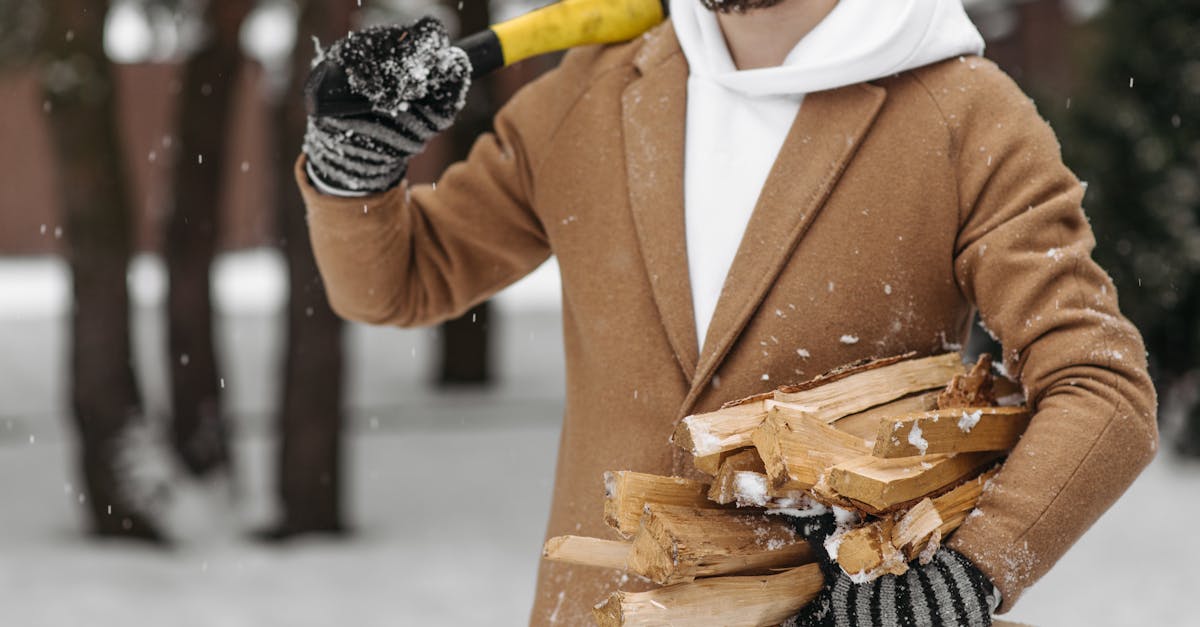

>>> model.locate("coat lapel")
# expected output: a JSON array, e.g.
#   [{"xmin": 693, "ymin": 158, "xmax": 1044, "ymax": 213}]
[
  {"xmin": 623, "ymin": 27, "xmax": 699, "ymax": 380},
  {"xmin": 683, "ymin": 82, "xmax": 888, "ymax": 412}
]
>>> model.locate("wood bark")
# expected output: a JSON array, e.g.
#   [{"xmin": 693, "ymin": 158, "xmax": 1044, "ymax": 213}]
[
  {"xmin": 165, "ymin": 0, "xmax": 253, "ymax": 477},
  {"xmin": 40, "ymin": 0, "xmax": 153, "ymax": 538}
]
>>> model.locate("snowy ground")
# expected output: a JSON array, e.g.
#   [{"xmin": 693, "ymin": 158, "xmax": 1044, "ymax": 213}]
[{"xmin": 1, "ymin": 253, "xmax": 1198, "ymax": 626}]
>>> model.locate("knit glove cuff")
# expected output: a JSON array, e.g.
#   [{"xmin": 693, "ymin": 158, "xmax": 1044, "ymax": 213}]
[{"xmin": 787, "ymin": 547, "xmax": 996, "ymax": 627}]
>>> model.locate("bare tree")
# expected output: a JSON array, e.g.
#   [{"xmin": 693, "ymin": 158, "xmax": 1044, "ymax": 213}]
[
  {"xmin": 436, "ymin": 0, "xmax": 492, "ymax": 386},
  {"xmin": 260, "ymin": 0, "xmax": 355, "ymax": 538},
  {"xmin": 165, "ymin": 0, "xmax": 253, "ymax": 477},
  {"xmin": 39, "ymin": 0, "xmax": 159, "ymax": 540}
]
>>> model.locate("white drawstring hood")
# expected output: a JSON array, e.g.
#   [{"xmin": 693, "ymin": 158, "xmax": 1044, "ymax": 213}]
[{"xmin": 674, "ymin": 0, "xmax": 985, "ymax": 351}]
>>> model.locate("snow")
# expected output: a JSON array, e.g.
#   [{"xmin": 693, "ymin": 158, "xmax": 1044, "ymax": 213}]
[
  {"xmin": 839, "ymin": 334, "xmax": 860, "ymax": 345},
  {"xmin": 958, "ymin": 409, "xmax": 984, "ymax": 433},
  {"xmin": 682, "ymin": 416, "xmax": 724, "ymax": 456},
  {"xmin": 907, "ymin": 422, "xmax": 930, "ymax": 455},
  {"xmin": 732, "ymin": 471, "xmax": 768, "ymax": 507},
  {"xmin": 2, "ymin": 256, "xmax": 1199, "ymax": 626}
]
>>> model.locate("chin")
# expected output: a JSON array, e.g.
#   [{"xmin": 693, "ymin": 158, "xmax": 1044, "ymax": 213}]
[{"xmin": 698, "ymin": 0, "xmax": 787, "ymax": 14}]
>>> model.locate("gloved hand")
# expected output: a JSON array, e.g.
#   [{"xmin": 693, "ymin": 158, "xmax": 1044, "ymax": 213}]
[
  {"xmin": 303, "ymin": 17, "xmax": 471, "ymax": 195},
  {"xmin": 787, "ymin": 513, "xmax": 997, "ymax": 626}
]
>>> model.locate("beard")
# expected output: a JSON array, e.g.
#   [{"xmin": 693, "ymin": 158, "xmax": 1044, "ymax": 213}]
[{"xmin": 698, "ymin": 0, "xmax": 786, "ymax": 13}]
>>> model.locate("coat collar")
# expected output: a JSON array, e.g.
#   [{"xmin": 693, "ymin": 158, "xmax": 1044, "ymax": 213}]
[{"xmin": 624, "ymin": 23, "xmax": 888, "ymax": 412}]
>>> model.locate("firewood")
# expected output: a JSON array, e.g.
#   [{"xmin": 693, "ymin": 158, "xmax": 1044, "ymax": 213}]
[
  {"xmin": 592, "ymin": 563, "xmax": 825, "ymax": 627},
  {"xmin": 542, "ymin": 535, "xmax": 632, "ymax": 570},
  {"xmin": 831, "ymin": 391, "xmax": 941, "ymax": 442},
  {"xmin": 871, "ymin": 406, "xmax": 1031, "ymax": 458},
  {"xmin": 604, "ymin": 472, "xmax": 714, "ymax": 538},
  {"xmin": 673, "ymin": 399, "xmax": 769, "ymax": 458},
  {"xmin": 708, "ymin": 449, "xmax": 768, "ymax": 505},
  {"xmin": 625, "ymin": 504, "xmax": 814, "ymax": 585},
  {"xmin": 753, "ymin": 410, "xmax": 870, "ymax": 492},
  {"xmin": 937, "ymin": 354, "xmax": 996, "ymax": 408},
  {"xmin": 835, "ymin": 517, "xmax": 908, "ymax": 578},
  {"xmin": 772, "ymin": 352, "xmax": 964, "ymax": 423},
  {"xmin": 674, "ymin": 353, "xmax": 963, "ymax": 459},
  {"xmin": 835, "ymin": 468, "xmax": 998, "ymax": 578},
  {"xmin": 895, "ymin": 467, "xmax": 997, "ymax": 557},
  {"xmin": 692, "ymin": 450, "xmax": 729, "ymax": 476},
  {"xmin": 827, "ymin": 451, "xmax": 1002, "ymax": 513}
]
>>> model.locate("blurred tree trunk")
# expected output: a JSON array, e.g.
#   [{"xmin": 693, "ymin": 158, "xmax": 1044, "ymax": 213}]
[
  {"xmin": 263, "ymin": 0, "xmax": 354, "ymax": 537},
  {"xmin": 165, "ymin": 0, "xmax": 252, "ymax": 478},
  {"xmin": 40, "ymin": 0, "xmax": 158, "ymax": 539},
  {"xmin": 437, "ymin": 0, "xmax": 492, "ymax": 386}
]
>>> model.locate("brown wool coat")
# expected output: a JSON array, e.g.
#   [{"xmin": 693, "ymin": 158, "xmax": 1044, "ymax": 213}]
[{"xmin": 297, "ymin": 23, "xmax": 1157, "ymax": 625}]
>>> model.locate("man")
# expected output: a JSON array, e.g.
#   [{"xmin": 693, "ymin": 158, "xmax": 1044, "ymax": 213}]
[{"xmin": 298, "ymin": 0, "xmax": 1158, "ymax": 624}]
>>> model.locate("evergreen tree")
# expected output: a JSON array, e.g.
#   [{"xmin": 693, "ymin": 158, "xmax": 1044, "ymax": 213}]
[{"xmin": 1054, "ymin": 1, "xmax": 1200, "ymax": 454}]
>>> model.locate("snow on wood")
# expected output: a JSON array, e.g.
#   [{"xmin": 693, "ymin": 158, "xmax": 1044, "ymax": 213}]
[
  {"xmin": 591, "ymin": 563, "xmax": 825, "ymax": 627},
  {"xmin": 625, "ymin": 504, "xmax": 814, "ymax": 585},
  {"xmin": 603, "ymin": 471, "xmax": 714, "ymax": 538},
  {"xmin": 827, "ymin": 451, "xmax": 1003, "ymax": 513},
  {"xmin": 870, "ymin": 406, "xmax": 1031, "ymax": 458},
  {"xmin": 707, "ymin": 449, "xmax": 768, "ymax": 505},
  {"xmin": 673, "ymin": 353, "xmax": 962, "ymax": 459},
  {"xmin": 542, "ymin": 535, "xmax": 632, "ymax": 570},
  {"xmin": 672, "ymin": 399, "xmax": 769, "ymax": 458}
]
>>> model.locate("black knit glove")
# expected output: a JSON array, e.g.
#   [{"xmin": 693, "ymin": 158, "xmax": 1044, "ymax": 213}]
[
  {"xmin": 302, "ymin": 17, "xmax": 471, "ymax": 194},
  {"xmin": 788, "ymin": 514, "xmax": 996, "ymax": 626}
]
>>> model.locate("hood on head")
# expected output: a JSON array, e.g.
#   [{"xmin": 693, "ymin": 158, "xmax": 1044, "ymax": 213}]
[{"xmin": 670, "ymin": 0, "xmax": 986, "ymax": 97}]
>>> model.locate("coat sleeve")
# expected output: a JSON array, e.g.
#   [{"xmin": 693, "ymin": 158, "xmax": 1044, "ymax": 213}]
[
  {"xmin": 927, "ymin": 59, "xmax": 1158, "ymax": 613},
  {"xmin": 295, "ymin": 61, "xmax": 578, "ymax": 328}
]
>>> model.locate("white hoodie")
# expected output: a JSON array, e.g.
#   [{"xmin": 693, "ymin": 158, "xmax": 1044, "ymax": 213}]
[{"xmin": 671, "ymin": 0, "xmax": 985, "ymax": 352}]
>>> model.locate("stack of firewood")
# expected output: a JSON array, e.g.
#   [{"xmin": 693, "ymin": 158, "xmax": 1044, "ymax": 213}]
[{"xmin": 543, "ymin": 352, "xmax": 1030, "ymax": 627}]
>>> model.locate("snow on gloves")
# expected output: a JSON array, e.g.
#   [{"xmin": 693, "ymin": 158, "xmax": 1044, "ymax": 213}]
[
  {"xmin": 787, "ymin": 513, "xmax": 997, "ymax": 627},
  {"xmin": 303, "ymin": 17, "xmax": 471, "ymax": 195}
]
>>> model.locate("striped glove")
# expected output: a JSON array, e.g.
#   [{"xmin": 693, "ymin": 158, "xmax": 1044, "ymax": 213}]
[
  {"xmin": 788, "ymin": 513, "xmax": 996, "ymax": 626},
  {"xmin": 302, "ymin": 17, "xmax": 471, "ymax": 195},
  {"xmin": 787, "ymin": 547, "xmax": 996, "ymax": 627}
]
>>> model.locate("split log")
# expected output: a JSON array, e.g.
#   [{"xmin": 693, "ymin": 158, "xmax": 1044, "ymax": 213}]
[
  {"xmin": 673, "ymin": 400, "xmax": 769, "ymax": 458},
  {"xmin": 772, "ymin": 352, "xmax": 964, "ymax": 423},
  {"xmin": 835, "ymin": 517, "xmax": 908, "ymax": 578},
  {"xmin": 626, "ymin": 504, "xmax": 814, "ymax": 585},
  {"xmin": 708, "ymin": 449, "xmax": 768, "ymax": 505},
  {"xmin": 542, "ymin": 535, "xmax": 632, "ymax": 570},
  {"xmin": 871, "ymin": 406, "xmax": 1031, "ymax": 458},
  {"xmin": 827, "ymin": 451, "xmax": 1002, "ymax": 513},
  {"xmin": 604, "ymin": 472, "xmax": 714, "ymax": 538},
  {"xmin": 674, "ymin": 353, "xmax": 963, "ymax": 459},
  {"xmin": 753, "ymin": 410, "xmax": 870, "ymax": 492},
  {"xmin": 835, "ymin": 468, "xmax": 999, "ymax": 578},
  {"xmin": 692, "ymin": 450, "xmax": 729, "ymax": 476},
  {"xmin": 831, "ymin": 391, "xmax": 941, "ymax": 442},
  {"xmin": 592, "ymin": 563, "xmax": 825, "ymax": 627}
]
